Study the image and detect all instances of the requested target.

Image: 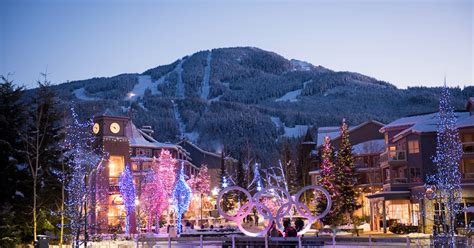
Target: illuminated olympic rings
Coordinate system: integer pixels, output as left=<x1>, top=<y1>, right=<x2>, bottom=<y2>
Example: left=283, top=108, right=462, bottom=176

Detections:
left=216, top=185, right=332, bottom=237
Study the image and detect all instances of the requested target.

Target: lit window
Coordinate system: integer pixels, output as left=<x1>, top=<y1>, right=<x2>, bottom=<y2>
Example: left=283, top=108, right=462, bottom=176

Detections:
left=408, top=140, right=419, bottom=154
left=109, top=156, right=124, bottom=178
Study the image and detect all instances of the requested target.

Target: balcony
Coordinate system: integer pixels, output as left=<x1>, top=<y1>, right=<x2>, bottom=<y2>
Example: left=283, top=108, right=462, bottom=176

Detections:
left=380, top=150, right=407, bottom=167
left=463, top=142, right=474, bottom=154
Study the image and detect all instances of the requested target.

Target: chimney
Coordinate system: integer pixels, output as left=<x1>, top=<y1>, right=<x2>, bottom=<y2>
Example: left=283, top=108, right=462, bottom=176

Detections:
left=140, top=125, right=154, bottom=136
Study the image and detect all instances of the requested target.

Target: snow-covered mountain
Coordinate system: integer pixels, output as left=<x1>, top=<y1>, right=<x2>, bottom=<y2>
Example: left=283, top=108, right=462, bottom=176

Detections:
left=46, top=47, right=473, bottom=163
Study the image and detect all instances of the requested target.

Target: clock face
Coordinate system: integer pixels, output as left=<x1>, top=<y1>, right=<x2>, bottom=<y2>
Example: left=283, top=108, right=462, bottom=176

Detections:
left=92, top=123, right=100, bottom=134
left=110, top=122, right=120, bottom=134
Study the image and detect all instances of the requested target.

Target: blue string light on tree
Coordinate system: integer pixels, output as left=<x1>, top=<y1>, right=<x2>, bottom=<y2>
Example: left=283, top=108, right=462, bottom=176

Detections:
left=119, top=164, right=136, bottom=235
left=172, top=162, right=192, bottom=235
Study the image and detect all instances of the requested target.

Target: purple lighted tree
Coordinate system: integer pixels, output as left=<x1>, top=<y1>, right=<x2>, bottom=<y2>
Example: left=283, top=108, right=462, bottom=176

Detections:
left=433, top=85, right=463, bottom=247
left=119, top=164, right=136, bottom=235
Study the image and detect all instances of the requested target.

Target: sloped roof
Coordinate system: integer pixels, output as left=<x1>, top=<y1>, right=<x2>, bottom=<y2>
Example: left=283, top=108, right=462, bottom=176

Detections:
left=317, top=120, right=385, bottom=147
left=125, top=121, right=178, bottom=149
left=352, top=139, right=385, bottom=155
left=384, top=112, right=472, bottom=142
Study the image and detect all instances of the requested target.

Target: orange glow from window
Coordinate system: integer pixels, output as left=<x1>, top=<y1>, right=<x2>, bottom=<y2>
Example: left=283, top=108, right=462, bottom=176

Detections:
left=109, top=156, right=124, bottom=177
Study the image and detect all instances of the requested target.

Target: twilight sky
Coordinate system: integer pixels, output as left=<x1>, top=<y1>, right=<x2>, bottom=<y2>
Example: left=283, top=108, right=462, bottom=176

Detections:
left=1, top=0, right=473, bottom=89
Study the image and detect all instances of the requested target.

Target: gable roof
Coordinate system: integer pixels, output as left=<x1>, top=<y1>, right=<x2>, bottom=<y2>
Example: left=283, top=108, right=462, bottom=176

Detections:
left=383, top=112, right=473, bottom=142
left=316, top=120, right=385, bottom=147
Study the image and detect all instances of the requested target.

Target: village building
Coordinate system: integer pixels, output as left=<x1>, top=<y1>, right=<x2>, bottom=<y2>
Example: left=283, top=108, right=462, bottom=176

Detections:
left=310, top=97, right=474, bottom=234
left=89, top=114, right=226, bottom=234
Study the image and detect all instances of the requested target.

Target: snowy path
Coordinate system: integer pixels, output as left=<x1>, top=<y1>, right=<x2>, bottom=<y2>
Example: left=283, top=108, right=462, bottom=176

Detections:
left=172, top=100, right=185, bottom=137
left=73, top=87, right=101, bottom=101
left=275, top=80, right=312, bottom=102
left=200, top=51, right=212, bottom=100
left=271, top=116, right=309, bottom=138
left=175, top=59, right=186, bottom=98
left=126, top=75, right=155, bottom=100
left=172, top=100, right=199, bottom=142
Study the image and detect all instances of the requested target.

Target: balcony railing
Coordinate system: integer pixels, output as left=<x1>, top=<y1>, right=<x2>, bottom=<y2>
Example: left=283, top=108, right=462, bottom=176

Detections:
left=462, top=142, right=474, bottom=154
left=393, top=178, right=408, bottom=184
left=381, top=150, right=407, bottom=164
left=463, top=173, right=474, bottom=179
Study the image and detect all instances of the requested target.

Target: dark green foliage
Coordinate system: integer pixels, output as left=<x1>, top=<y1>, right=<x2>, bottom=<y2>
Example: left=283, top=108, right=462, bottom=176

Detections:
left=0, top=77, right=30, bottom=247
left=143, top=60, right=180, bottom=81
left=335, top=119, right=360, bottom=223
left=182, top=51, right=208, bottom=98
left=25, top=47, right=472, bottom=168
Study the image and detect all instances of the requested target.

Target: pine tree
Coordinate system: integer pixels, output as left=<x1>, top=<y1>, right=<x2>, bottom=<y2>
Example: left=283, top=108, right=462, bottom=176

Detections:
left=281, top=140, right=298, bottom=194
left=336, top=118, right=360, bottom=224
left=318, top=136, right=343, bottom=227
left=236, top=159, right=248, bottom=203
left=433, top=85, right=463, bottom=247
left=0, top=76, right=28, bottom=247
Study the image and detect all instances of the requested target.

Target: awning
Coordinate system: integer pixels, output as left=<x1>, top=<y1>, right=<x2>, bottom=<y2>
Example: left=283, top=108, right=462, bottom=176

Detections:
left=367, top=191, right=411, bottom=200
left=464, top=206, right=474, bottom=213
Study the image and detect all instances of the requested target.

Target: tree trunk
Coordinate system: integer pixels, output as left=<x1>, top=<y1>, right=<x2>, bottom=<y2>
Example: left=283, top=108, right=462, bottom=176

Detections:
left=60, top=163, right=65, bottom=248
left=33, top=176, right=37, bottom=242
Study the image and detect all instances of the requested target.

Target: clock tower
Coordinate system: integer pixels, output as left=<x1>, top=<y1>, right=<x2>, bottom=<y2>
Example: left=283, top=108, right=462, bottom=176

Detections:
left=91, top=114, right=136, bottom=234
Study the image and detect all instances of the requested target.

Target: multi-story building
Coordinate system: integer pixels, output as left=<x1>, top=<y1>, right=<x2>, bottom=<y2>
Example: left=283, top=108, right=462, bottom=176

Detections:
left=309, top=97, right=474, bottom=234
left=89, top=114, right=224, bottom=234
left=366, top=97, right=474, bottom=233
left=309, top=120, right=385, bottom=217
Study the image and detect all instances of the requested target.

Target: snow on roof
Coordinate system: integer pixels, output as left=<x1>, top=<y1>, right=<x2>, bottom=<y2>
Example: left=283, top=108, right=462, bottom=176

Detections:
left=457, top=115, right=474, bottom=129
left=316, top=127, right=340, bottom=146
left=125, top=121, right=178, bottom=149
left=316, top=120, right=385, bottom=147
left=388, top=112, right=472, bottom=141
left=352, top=139, right=385, bottom=155
left=382, top=113, right=436, bottom=131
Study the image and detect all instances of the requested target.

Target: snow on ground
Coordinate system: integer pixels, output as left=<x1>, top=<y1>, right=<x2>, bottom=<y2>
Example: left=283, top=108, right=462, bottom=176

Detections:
left=73, top=87, right=101, bottom=101
left=271, top=116, right=309, bottom=138
left=175, top=59, right=186, bottom=98
left=275, top=80, right=312, bottom=102
left=209, top=95, right=222, bottom=102
left=290, top=59, right=314, bottom=71
left=275, top=88, right=303, bottom=102
left=284, top=125, right=310, bottom=138
left=15, top=191, right=24, bottom=198
left=200, top=51, right=212, bottom=100
left=184, top=131, right=200, bottom=143
left=126, top=75, right=154, bottom=100
left=271, top=116, right=284, bottom=128
left=172, top=100, right=186, bottom=137
left=138, top=102, right=148, bottom=111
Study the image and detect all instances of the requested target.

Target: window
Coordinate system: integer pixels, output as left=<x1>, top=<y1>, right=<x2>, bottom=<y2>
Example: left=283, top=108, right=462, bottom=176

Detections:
left=136, top=148, right=152, bottom=157
left=464, top=159, right=474, bottom=174
left=109, top=156, right=124, bottom=177
left=408, top=140, right=420, bottom=154
left=410, top=168, right=422, bottom=182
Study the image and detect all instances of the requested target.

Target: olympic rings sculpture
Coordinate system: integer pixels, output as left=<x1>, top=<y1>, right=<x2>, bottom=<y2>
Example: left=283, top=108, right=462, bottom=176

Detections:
left=217, top=185, right=332, bottom=237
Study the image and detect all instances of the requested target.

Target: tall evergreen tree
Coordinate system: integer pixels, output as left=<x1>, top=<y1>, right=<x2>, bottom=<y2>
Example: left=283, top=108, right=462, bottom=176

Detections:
left=318, top=136, right=343, bottom=227
left=0, top=76, right=28, bottom=247
left=433, top=85, right=463, bottom=247
left=281, top=140, right=298, bottom=194
left=236, top=159, right=248, bottom=202
left=336, top=118, right=360, bottom=224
